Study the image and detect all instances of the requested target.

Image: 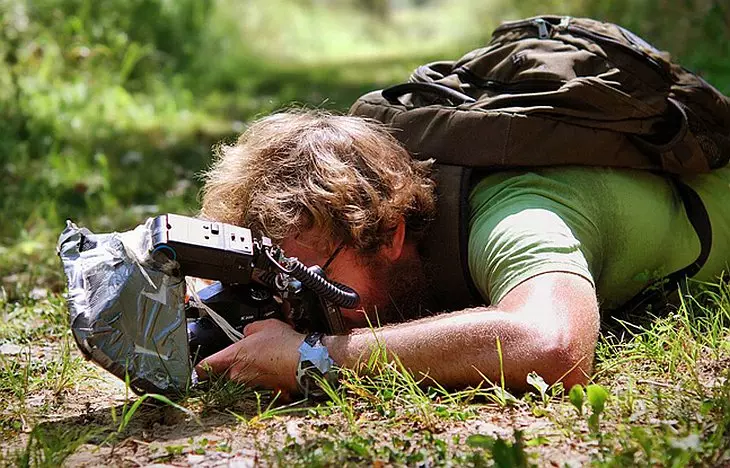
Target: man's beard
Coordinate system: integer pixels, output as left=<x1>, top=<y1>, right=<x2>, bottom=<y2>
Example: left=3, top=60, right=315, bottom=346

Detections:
left=370, top=254, right=437, bottom=325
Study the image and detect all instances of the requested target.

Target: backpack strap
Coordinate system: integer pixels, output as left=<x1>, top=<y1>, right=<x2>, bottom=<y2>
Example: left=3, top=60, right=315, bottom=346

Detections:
left=620, top=179, right=712, bottom=313
left=420, top=164, right=484, bottom=311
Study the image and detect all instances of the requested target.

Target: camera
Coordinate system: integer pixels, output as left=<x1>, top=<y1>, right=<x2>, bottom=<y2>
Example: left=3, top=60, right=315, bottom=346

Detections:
left=149, top=214, right=358, bottom=363
left=58, top=214, right=359, bottom=394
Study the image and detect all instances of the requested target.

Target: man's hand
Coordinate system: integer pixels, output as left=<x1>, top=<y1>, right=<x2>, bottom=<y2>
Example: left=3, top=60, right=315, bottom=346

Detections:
left=195, top=319, right=305, bottom=396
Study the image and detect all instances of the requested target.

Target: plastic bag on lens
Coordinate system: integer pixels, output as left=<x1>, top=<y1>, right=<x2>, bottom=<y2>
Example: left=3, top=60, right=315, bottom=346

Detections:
left=57, top=219, right=191, bottom=394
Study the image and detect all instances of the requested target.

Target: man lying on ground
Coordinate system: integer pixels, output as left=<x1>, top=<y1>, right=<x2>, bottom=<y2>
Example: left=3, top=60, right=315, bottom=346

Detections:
left=194, top=110, right=730, bottom=396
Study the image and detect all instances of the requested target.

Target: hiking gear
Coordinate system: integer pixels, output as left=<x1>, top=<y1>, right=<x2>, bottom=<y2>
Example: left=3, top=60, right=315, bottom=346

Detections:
left=350, top=15, right=730, bottom=311
left=352, top=15, right=730, bottom=174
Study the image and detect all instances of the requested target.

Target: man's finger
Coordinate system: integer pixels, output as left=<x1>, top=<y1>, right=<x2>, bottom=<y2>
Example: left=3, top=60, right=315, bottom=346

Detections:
left=194, top=360, right=211, bottom=381
left=242, top=322, right=257, bottom=337
left=195, top=341, right=245, bottom=379
left=243, top=318, right=282, bottom=336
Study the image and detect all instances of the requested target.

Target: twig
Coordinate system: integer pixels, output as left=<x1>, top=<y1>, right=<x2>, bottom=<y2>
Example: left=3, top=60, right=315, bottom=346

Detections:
left=123, top=456, right=144, bottom=467
left=129, top=438, right=151, bottom=446
left=636, top=379, right=699, bottom=396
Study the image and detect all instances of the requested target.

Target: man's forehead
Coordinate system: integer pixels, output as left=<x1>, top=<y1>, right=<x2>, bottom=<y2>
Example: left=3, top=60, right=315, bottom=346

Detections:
left=281, top=228, right=333, bottom=259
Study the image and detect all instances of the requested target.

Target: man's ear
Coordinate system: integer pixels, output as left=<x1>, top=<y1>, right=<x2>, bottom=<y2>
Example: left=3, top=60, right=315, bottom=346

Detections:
left=380, top=218, right=406, bottom=262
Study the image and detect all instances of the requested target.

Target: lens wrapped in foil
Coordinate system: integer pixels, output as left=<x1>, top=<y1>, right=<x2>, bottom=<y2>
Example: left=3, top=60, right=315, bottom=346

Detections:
left=57, top=220, right=191, bottom=394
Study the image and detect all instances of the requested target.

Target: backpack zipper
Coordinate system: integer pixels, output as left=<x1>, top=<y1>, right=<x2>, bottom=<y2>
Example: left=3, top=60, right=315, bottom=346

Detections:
left=533, top=18, right=550, bottom=39
left=456, top=68, right=562, bottom=93
left=493, top=17, right=561, bottom=36
left=565, top=24, right=670, bottom=80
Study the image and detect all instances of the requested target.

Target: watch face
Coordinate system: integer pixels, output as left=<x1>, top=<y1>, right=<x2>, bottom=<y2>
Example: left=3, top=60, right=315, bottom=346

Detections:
left=304, top=331, right=325, bottom=347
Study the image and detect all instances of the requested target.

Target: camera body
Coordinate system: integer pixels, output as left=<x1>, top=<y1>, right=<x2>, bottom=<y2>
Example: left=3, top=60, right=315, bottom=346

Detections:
left=150, top=214, right=350, bottom=363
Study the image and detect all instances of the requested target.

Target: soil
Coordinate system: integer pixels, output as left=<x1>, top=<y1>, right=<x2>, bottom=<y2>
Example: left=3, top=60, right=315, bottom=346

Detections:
left=3, top=337, right=727, bottom=466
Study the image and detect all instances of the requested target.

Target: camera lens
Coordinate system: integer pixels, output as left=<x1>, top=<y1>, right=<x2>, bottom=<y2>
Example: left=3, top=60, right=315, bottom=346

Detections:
left=187, top=316, right=232, bottom=365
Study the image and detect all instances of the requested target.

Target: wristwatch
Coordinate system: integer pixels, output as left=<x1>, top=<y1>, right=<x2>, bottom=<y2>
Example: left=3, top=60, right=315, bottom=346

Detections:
left=296, top=332, right=338, bottom=399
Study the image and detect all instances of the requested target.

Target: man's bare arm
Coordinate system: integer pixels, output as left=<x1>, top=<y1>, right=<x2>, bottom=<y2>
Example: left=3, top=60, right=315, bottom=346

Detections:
left=324, top=271, right=600, bottom=390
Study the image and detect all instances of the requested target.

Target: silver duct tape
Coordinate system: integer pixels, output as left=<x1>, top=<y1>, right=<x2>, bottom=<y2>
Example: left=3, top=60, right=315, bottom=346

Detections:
left=58, top=220, right=191, bottom=394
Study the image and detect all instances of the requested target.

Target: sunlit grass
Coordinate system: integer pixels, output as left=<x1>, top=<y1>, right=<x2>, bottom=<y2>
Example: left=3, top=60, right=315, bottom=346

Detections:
left=209, top=0, right=494, bottom=64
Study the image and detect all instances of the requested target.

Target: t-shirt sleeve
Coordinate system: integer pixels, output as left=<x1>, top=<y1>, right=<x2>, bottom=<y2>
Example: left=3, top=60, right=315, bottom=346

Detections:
left=467, top=173, right=603, bottom=305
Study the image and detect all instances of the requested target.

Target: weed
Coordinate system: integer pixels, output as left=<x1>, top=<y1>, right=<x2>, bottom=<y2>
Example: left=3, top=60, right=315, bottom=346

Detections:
left=265, top=426, right=483, bottom=467
left=0, top=338, right=89, bottom=435
left=7, top=424, right=99, bottom=468
left=526, top=371, right=550, bottom=405
left=189, top=370, right=254, bottom=414
left=245, top=391, right=309, bottom=424
left=585, top=384, right=609, bottom=433
left=467, top=430, right=533, bottom=468
left=569, top=384, right=585, bottom=417
left=333, top=347, right=484, bottom=429
left=0, top=347, right=32, bottom=432
left=109, top=373, right=198, bottom=437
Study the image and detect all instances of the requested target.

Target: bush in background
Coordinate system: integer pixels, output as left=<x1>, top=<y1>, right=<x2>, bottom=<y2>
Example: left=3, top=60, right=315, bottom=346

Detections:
left=0, top=0, right=728, bottom=245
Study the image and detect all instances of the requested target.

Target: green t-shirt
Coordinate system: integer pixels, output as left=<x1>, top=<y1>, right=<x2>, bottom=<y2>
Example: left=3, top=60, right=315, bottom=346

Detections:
left=468, top=166, right=730, bottom=309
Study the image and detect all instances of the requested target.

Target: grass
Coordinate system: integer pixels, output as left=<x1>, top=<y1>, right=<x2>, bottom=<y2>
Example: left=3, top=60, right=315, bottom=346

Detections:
left=0, top=273, right=728, bottom=464
left=1, top=0, right=729, bottom=465
left=11, top=424, right=99, bottom=468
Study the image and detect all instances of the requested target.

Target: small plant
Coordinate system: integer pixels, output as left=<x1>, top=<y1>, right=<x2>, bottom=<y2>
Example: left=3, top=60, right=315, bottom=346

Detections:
left=466, top=430, right=533, bottom=468
left=109, top=372, right=199, bottom=438
left=526, top=371, right=550, bottom=405
left=244, top=390, right=308, bottom=424
left=568, top=383, right=585, bottom=416
left=586, top=384, right=609, bottom=433
left=568, top=383, right=609, bottom=433
left=189, top=367, right=253, bottom=413
left=12, top=424, right=98, bottom=468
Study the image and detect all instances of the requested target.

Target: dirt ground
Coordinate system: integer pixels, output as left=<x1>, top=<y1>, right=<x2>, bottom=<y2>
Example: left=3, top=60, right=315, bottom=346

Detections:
left=3, top=331, right=728, bottom=466
left=3, top=344, right=598, bottom=467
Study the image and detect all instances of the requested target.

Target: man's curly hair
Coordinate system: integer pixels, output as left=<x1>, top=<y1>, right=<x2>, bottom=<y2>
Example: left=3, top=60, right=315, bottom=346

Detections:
left=200, top=110, right=436, bottom=253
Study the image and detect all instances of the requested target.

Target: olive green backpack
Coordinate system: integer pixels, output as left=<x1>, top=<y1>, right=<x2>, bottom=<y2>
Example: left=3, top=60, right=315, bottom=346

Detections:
left=350, top=16, right=730, bottom=311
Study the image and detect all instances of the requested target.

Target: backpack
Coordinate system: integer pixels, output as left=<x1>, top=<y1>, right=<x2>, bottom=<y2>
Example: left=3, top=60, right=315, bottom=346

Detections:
left=349, top=15, right=730, bottom=312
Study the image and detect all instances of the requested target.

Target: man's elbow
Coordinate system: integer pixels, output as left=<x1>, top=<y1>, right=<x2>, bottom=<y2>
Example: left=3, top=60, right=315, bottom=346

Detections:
left=538, top=331, right=594, bottom=389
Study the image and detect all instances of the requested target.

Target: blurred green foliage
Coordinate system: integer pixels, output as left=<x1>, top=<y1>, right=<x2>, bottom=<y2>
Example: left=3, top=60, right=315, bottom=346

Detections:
left=0, top=0, right=445, bottom=243
left=0, top=0, right=220, bottom=239
left=0, top=0, right=728, bottom=247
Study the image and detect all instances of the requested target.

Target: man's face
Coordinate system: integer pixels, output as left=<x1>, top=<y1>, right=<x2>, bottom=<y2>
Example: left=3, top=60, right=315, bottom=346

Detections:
left=280, top=230, right=386, bottom=329
left=280, top=229, right=431, bottom=330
